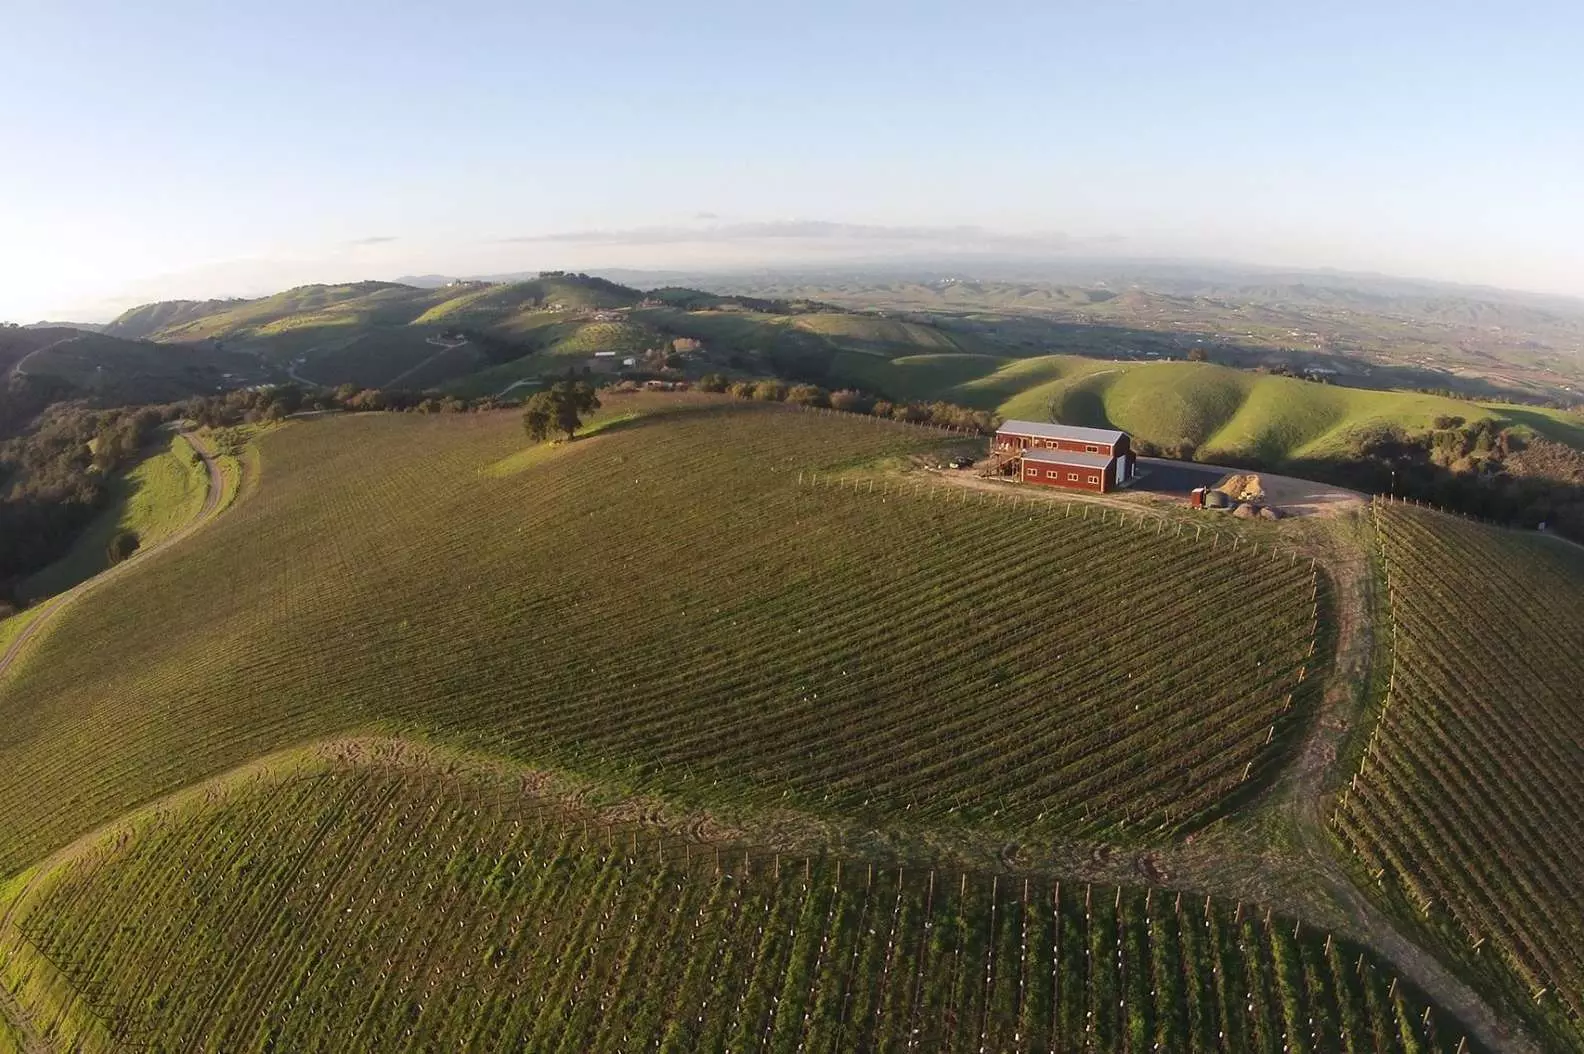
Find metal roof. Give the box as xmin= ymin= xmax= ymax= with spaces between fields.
xmin=997 ymin=420 xmax=1126 ymax=446
xmin=1020 ymin=449 xmax=1115 ymax=470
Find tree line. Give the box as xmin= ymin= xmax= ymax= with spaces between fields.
xmin=1291 ymin=419 xmax=1584 ymax=541
xmin=0 ymin=402 xmax=168 ymax=607
xmin=696 ymin=374 xmax=1000 ymax=433
xmin=180 ymin=383 xmax=504 ymax=428
xmin=1 ymin=382 xmax=509 ymax=604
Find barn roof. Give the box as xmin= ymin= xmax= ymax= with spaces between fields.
xmin=997 ymin=420 xmax=1127 ymax=446
xmin=1021 ymin=449 xmax=1115 ymax=469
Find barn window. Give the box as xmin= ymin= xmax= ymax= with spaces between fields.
xmin=1068 ymin=472 xmax=1079 ymax=481
xmin=1047 ymin=470 xmax=1059 ymax=479
xmin=1089 ymin=475 xmax=1101 ymax=484
xmin=1086 ymin=444 xmax=1099 ymax=453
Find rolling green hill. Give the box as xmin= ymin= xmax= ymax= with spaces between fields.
xmin=0 ymin=396 xmax=1320 ymax=877
xmin=1335 ymin=502 xmax=1584 ymax=1048
xmin=0 ymin=741 xmax=1479 ymax=1054
xmin=96 ymin=299 xmax=250 ymax=340
xmin=102 ymin=276 xmax=663 ymax=391
xmin=108 ymin=282 xmax=443 ymax=344
xmin=9 ymin=331 xmax=264 ymax=405
xmin=102 ymin=276 xmax=1582 ymax=485
xmin=0 ymin=392 xmax=1572 ymax=1051
xmin=835 ymin=351 xmax=1576 ymax=462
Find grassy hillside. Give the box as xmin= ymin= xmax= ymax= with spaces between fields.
xmin=840 ymin=352 xmax=1570 ymax=460
xmin=19 ymin=431 xmax=209 ymax=600
xmin=125 ymin=282 xmax=443 ymax=344
xmin=9 ymin=332 xmax=261 ymax=404
xmin=99 ymin=277 xmax=657 ymax=390
xmin=2 ymin=392 xmax=1572 ymax=1050
xmin=98 ymin=299 xmax=247 ymax=340
xmin=0 ymin=397 xmax=1319 ymax=878
xmin=436 ymin=319 xmax=665 ymax=397
xmin=791 ymin=312 xmax=966 ymax=351
xmin=1333 ymin=502 xmax=1584 ymax=1050
xmin=413 ymin=275 xmax=642 ymax=329
xmin=112 ymin=277 xmax=644 ymax=349
xmin=0 ymin=744 xmax=1479 ymax=1054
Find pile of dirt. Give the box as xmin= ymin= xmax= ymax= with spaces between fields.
xmin=1232 ymin=503 xmax=1261 ymax=519
xmin=1217 ymin=473 xmax=1266 ymax=503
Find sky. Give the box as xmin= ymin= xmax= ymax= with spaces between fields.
xmin=1 ymin=0 xmax=1581 ymax=321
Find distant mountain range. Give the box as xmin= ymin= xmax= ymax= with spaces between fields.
xmin=6 ymin=260 xmax=1576 ymax=431
xmin=401 ymin=259 xmax=1584 ymax=323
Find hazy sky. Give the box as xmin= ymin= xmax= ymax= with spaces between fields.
xmin=2 ymin=0 xmax=1581 ymax=321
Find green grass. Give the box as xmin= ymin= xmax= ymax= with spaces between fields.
xmin=441 ymin=354 xmax=550 ymax=399
xmin=0 ymin=391 xmax=1565 ymax=1051
xmin=848 ymin=354 xmax=1541 ymax=461
xmin=108 ymin=278 xmax=639 ymax=350
xmin=481 ymin=413 xmax=642 ymax=477
xmin=437 ymin=316 xmax=657 ymax=400
xmin=0 ymin=395 xmax=1319 ymax=880
xmin=14 ymin=334 xmax=254 ymax=403
xmin=1485 ymin=403 xmax=1584 ymax=449
xmin=791 ymin=312 xmax=963 ymax=350
xmin=21 ymin=432 xmax=210 ymax=601
xmin=543 ymin=320 xmax=658 ymax=356
xmin=0 ymin=605 xmax=48 ymax=659
xmin=1334 ymin=501 xmax=1584 ymax=1050
xmin=0 ymin=743 xmax=1484 ymax=1054
xmin=827 ymin=352 xmax=1009 ymax=401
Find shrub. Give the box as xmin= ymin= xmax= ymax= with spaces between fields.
xmin=106 ymin=530 xmax=140 ymax=567
xmin=828 ymin=389 xmax=872 ymax=414
xmin=785 ymin=384 xmax=828 ymax=408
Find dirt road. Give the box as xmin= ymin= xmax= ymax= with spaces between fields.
xmin=1134 ymin=457 xmax=1366 ymax=517
xmin=0 ymin=431 xmax=226 ymax=684
xmin=895 ymin=467 xmax=1535 ymax=1051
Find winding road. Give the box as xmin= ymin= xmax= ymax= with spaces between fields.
xmin=0 ymin=431 xmax=225 ymax=684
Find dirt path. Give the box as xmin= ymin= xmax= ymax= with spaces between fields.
xmin=0 ymin=444 xmax=1537 ymax=1051
xmin=890 ymin=467 xmax=1537 ymax=1052
xmin=0 ymin=433 xmax=228 ymax=1051
xmin=1265 ymin=528 xmax=1541 ymax=1053
xmin=1136 ymin=456 xmax=1367 ymax=517
xmin=0 ymin=431 xmax=226 ymax=684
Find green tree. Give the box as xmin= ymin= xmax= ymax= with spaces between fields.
xmin=785 ymin=383 xmax=828 ymax=407
xmin=523 ymin=379 xmax=602 ymax=442
xmin=106 ymin=530 xmax=140 ymax=567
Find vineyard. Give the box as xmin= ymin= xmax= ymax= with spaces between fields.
xmin=1333 ymin=501 xmax=1584 ymax=1049
xmin=0 ymin=747 xmax=1482 ymax=1054
xmin=0 ymin=396 xmax=1320 ymax=877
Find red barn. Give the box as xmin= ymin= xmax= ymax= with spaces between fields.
xmin=994 ymin=421 xmax=1136 ymax=493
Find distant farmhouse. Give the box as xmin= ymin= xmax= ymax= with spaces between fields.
xmin=993 ymin=421 xmax=1137 ymax=493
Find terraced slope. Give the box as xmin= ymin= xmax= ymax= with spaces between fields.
xmin=0 ymin=746 xmax=1482 ymax=1054
xmin=1334 ymin=502 xmax=1584 ymax=1049
xmin=0 ymin=396 xmax=1318 ymax=878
